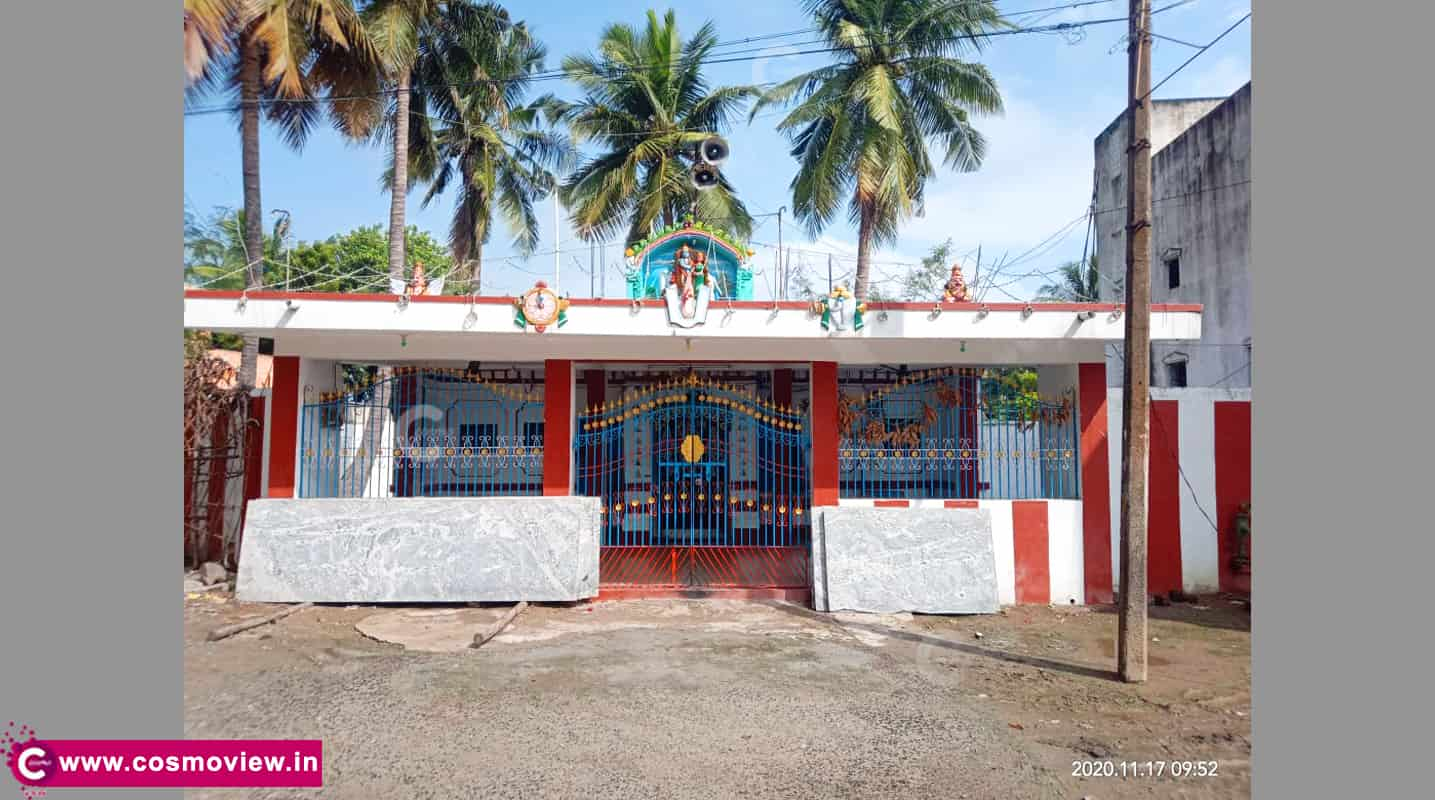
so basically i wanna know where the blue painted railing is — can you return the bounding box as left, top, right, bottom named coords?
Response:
left=837, top=367, right=1079, bottom=500
left=298, top=367, right=544, bottom=498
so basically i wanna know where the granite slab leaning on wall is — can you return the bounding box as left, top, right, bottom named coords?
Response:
left=236, top=497, right=601, bottom=603
left=813, top=507, right=999, bottom=614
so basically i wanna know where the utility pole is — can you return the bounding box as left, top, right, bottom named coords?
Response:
left=827, top=253, right=833, bottom=293
left=1117, top=0, right=1153, bottom=684
left=777, top=206, right=786, bottom=299
left=974, top=244, right=982, bottom=294
left=554, top=194, right=561, bottom=292
left=600, top=243, right=607, bottom=298
left=590, top=241, right=596, bottom=298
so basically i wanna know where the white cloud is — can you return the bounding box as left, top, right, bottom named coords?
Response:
left=899, top=94, right=1101, bottom=261
left=750, top=91, right=1122, bottom=300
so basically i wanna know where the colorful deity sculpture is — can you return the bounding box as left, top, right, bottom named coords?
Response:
left=663, top=244, right=714, bottom=327
left=942, top=263, right=971, bottom=303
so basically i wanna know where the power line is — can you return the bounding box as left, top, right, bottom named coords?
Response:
left=1144, top=11, right=1251, bottom=100
left=1104, top=342, right=1246, bottom=539
left=703, top=0, right=1118, bottom=51
left=184, top=7, right=1152, bottom=118
left=1092, top=178, right=1251, bottom=217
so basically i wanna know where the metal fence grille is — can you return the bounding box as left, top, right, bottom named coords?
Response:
left=576, top=372, right=811, bottom=547
left=837, top=366, right=1079, bottom=500
left=298, top=367, right=544, bottom=498
left=575, top=371, right=811, bottom=590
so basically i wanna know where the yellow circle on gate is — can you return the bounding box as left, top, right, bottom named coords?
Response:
left=680, top=434, right=706, bottom=463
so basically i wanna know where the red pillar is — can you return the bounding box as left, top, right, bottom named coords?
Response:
left=810, top=362, right=839, bottom=506
left=583, top=369, right=606, bottom=411
left=1149, top=399, right=1184, bottom=595
left=1078, top=362, right=1114, bottom=604
left=543, top=359, right=574, bottom=496
left=1214, top=401, right=1252, bottom=594
left=772, top=368, right=794, bottom=408
left=266, top=356, right=301, bottom=498
left=1012, top=500, right=1051, bottom=604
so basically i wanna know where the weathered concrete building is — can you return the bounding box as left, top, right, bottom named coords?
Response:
left=1094, top=82, right=1251, bottom=389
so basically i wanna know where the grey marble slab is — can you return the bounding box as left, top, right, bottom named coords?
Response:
left=236, top=497, right=600, bottom=603
left=815, top=507, right=999, bottom=614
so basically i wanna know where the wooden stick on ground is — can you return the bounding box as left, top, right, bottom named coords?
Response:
left=470, top=601, right=528, bottom=650
left=207, top=602, right=314, bottom=642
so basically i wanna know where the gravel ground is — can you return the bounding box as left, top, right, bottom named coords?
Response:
left=185, top=596, right=1250, bottom=799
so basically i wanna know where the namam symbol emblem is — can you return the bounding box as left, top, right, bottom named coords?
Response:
left=812, top=285, right=867, bottom=332
left=513, top=280, right=569, bottom=332
left=663, top=244, right=714, bottom=328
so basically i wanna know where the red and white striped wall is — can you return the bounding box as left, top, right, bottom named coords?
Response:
left=836, top=498, right=1088, bottom=605
left=1107, top=387, right=1252, bottom=596
left=837, top=387, right=1252, bottom=606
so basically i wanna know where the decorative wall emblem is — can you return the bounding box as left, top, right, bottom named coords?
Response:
left=812, top=285, right=867, bottom=331
left=513, top=280, right=569, bottom=332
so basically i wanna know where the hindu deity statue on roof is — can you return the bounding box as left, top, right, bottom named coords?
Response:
left=942, top=262, right=971, bottom=303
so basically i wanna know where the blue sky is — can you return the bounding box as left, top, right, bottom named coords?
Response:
left=182, top=0, right=1250, bottom=299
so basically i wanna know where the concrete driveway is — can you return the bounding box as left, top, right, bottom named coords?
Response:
left=185, top=597, right=1250, bottom=799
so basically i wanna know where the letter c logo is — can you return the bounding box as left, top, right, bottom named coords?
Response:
left=17, top=746, right=49, bottom=781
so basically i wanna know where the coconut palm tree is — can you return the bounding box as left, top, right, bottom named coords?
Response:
left=551, top=10, right=759, bottom=247
left=183, top=207, right=289, bottom=291
left=183, top=0, right=239, bottom=85
left=1034, top=254, right=1111, bottom=303
left=749, top=0, right=1007, bottom=302
left=364, top=0, right=488, bottom=283
left=397, top=3, right=573, bottom=293
left=183, top=0, right=374, bottom=388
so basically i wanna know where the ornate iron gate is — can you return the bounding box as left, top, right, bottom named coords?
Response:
left=575, top=372, right=811, bottom=591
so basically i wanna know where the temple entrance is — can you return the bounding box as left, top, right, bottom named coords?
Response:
left=574, top=370, right=811, bottom=597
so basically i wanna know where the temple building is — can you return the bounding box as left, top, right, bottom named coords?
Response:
left=183, top=220, right=1241, bottom=613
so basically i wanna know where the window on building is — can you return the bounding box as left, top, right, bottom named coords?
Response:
left=1165, top=254, right=1181, bottom=289
left=1166, top=361, right=1188, bottom=387
left=1160, top=352, right=1189, bottom=388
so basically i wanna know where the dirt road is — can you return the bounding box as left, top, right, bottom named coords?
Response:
left=185, top=595, right=1250, bottom=799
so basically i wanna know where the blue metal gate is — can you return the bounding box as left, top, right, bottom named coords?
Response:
left=574, top=372, right=811, bottom=590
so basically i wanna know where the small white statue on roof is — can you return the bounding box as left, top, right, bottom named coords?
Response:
left=389, top=260, right=445, bottom=297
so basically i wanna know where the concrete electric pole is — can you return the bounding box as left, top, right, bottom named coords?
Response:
left=777, top=206, right=785, bottom=299
left=1118, top=0, right=1153, bottom=684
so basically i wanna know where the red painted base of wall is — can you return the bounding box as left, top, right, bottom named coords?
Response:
left=1078, top=363, right=1114, bottom=603
left=1012, top=500, right=1051, bottom=604
left=1215, top=401, right=1252, bottom=594
left=1149, top=400, right=1184, bottom=596
left=595, top=587, right=812, bottom=605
